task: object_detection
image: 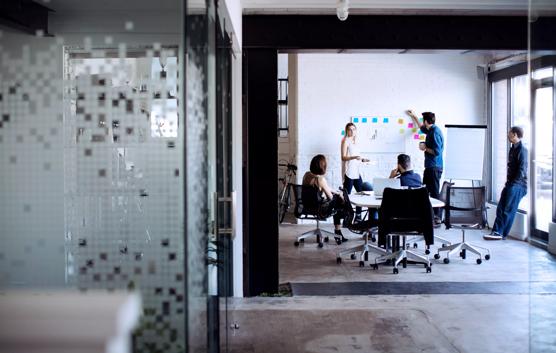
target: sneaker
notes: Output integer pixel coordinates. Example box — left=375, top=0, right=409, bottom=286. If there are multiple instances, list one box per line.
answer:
left=483, top=233, right=503, bottom=240
left=433, top=217, right=442, bottom=225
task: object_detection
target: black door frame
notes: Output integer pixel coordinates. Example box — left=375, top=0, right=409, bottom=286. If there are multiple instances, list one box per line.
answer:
left=242, top=15, right=556, bottom=296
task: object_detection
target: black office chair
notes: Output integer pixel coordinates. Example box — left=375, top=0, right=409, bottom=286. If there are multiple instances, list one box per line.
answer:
left=373, top=187, right=433, bottom=274
left=336, top=188, right=385, bottom=267
left=434, top=185, right=491, bottom=264
left=409, top=182, right=453, bottom=253
left=291, top=184, right=336, bottom=248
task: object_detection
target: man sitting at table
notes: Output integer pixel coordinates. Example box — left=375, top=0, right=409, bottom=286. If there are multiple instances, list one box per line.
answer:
left=388, top=154, right=422, bottom=188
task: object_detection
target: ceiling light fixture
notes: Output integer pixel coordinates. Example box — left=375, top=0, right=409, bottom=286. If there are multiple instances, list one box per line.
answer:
left=337, top=0, right=349, bottom=21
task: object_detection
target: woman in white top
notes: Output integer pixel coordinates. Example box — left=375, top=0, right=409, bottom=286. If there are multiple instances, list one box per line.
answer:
left=341, top=123, right=369, bottom=218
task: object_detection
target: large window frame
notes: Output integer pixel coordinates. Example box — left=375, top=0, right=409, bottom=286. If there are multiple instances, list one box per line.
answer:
left=488, top=56, right=556, bottom=242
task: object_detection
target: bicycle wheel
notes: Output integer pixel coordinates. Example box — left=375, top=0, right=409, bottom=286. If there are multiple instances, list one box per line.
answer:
left=278, top=185, right=290, bottom=223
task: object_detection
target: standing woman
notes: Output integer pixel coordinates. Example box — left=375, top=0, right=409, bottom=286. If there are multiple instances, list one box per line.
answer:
left=341, top=123, right=369, bottom=219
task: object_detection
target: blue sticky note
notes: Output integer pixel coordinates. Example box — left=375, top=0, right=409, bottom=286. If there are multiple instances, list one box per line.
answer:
left=353, top=117, right=359, bottom=123
left=341, top=130, right=345, bottom=135
left=362, top=117, right=367, bottom=123
left=383, top=117, right=389, bottom=123
left=372, top=117, right=378, bottom=123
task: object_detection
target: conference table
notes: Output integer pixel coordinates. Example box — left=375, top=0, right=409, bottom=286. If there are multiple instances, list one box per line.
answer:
left=349, top=190, right=445, bottom=209
left=337, top=190, right=446, bottom=268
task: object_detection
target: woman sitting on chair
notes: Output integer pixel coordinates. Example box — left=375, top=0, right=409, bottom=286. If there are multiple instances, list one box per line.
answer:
left=302, top=154, right=349, bottom=244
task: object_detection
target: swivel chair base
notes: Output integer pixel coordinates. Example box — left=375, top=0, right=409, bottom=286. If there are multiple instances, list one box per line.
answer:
left=336, top=228, right=386, bottom=266
left=294, top=220, right=336, bottom=248
left=434, top=228, right=491, bottom=264
left=372, top=234, right=432, bottom=274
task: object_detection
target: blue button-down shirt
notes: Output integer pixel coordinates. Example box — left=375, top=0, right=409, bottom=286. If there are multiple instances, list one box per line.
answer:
left=420, top=124, right=444, bottom=169
left=507, top=141, right=527, bottom=187
left=399, top=170, right=422, bottom=188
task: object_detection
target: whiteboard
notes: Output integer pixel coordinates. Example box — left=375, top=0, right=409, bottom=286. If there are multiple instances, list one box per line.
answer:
left=352, top=116, right=409, bottom=153
left=444, top=125, right=487, bottom=180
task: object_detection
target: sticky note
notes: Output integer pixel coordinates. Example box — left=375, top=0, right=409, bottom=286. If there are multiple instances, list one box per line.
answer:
left=408, top=123, right=414, bottom=128
left=412, top=128, right=418, bottom=133
left=419, top=135, right=426, bottom=141
left=414, top=134, right=420, bottom=140
left=399, top=129, right=405, bottom=134
left=362, top=117, right=368, bottom=123
left=341, top=130, right=345, bottom=135
left=383, top=117, right=389, bottom=123
left=398, top=118, right=404, bottom=124
left=372, top=117, right=378, bottom=123
left=353, top=117, right=359, bottom=123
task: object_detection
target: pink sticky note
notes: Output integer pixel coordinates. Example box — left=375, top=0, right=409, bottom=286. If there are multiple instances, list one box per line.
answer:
left=413, top=134, right=420, bottom=140
left=408, top=123, right=414, bottom=128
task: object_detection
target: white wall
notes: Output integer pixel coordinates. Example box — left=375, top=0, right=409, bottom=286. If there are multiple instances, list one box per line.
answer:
left=295, top=53, right=488, bottom=189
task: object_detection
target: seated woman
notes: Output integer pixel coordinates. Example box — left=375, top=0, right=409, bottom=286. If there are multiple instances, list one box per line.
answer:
left=302, top=154, right=349, bottom=244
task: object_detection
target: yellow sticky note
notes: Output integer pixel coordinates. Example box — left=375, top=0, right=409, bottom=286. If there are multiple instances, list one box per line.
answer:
left=412, top=128, right=418, bottom=133
left=399, top=129, right=405, bottom=134
left=419, top=135, right=425, bottom=141
left=398, top=118, right=404, bottom=124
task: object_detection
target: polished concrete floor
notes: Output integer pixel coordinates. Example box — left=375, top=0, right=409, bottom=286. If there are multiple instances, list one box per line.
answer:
left=222, top=223, right=556, bottom=353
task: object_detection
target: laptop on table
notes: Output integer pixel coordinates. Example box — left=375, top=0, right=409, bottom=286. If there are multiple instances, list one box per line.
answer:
left=372, top=178, right=402, bottom=199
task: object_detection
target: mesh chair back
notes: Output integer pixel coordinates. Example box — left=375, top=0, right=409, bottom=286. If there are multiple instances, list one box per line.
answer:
left=291, top=183, right=325, bottom=220
left=445, top=186, right=487, bottom=229
left=438, top=181, right=454, bottom=221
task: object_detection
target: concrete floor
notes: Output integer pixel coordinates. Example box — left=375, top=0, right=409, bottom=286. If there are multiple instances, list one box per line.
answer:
left=220, top=223, right=556, bottom=353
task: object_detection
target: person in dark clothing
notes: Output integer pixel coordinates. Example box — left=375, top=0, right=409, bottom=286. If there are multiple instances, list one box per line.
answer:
left=388, top=153, right=422, bottom=188
left=406, top=110, right=444, bottom=223
left=302, top=154, right=349, bottom=243
left=484, top=126, right=528, bottom=240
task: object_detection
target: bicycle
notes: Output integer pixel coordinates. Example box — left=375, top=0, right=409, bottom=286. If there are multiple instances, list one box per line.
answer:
left=278, top=162, right=297, bottom=223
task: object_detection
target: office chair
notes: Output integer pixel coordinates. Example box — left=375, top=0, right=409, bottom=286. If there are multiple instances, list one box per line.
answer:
left=434, top=185, right=491, bottom=264
left=372, top=187, right=433, bottom=274
left=291, top=184, right=337, bottom=248
left=336, top=188, right=386, bottom=267
left=407, top=183, right=452, bottom=253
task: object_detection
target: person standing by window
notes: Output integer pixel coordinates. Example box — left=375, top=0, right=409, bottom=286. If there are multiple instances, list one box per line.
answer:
left=341, top=123, right=369, bottom=220
left=406, top=110, right=444, bottom=224
left=484, top=126, right=528, bottom=240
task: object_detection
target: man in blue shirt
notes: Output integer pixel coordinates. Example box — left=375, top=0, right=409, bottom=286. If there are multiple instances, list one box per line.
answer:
left=389, top=154, right=422, bottom=188
left=407, top=110, right=444, bottom=222
left=484, top=126, right=528, bottom=240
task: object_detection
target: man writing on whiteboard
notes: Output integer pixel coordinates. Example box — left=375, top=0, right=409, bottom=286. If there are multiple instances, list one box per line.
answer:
left=406, top=110, right=444, bottom=224
left=484, top=126, right=528, bottom=240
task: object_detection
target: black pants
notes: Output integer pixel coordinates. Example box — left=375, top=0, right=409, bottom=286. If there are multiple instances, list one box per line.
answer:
left=423, top=167, right=443, bottom=217
left=321, top=194, right=346, bottom=226
left=343, top=175, right=363, bottom=217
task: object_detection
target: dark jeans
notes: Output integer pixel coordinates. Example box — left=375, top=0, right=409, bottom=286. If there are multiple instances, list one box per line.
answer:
left=344, top=175, right=363, bottom=217
left=423, top=167, right=443, bottom=217
left=492, top=183, right=527, bottom=238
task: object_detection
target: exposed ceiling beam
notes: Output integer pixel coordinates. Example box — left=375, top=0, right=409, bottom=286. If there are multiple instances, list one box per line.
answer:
left=0, top=0, right=53, bottom=36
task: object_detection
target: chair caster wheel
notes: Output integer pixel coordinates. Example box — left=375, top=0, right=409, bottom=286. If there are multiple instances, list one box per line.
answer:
left=359, top=261, right=365, bottom=267
left=476, top=258, right=482, bottom=265
left=318, top=242, right=324, bottom=248
left=324, top=237, right=329, bottom=242
left=426, top=266, right=432, bottom=273
left=350, top=254, right=356, bottom=260
left=434, top=253, right=440, bottom=260
left=425, top=249, right=430, bottom=255
left=443, top=258, right=450, bottom=264
left=441, top=243, right=447, bottom=248
left=485, top=254, right=491, bottom=260
left=371, top=236, right=376, bottom=242
left=294, top=241, right=300, bottom=247
left=336, top=257, right=342, bottom=264
left=299, top=238, right=305, bottom=243
left=393, top=268, right=399, bottom=274
left=371, top=264, right=378, bottom=270
left=335, top=237, right=342, bottom=245
left=402, top=262, right=407, bottom=268
left=413, top=243, right=418, bottom=248
left=460, top=249, right=466, bottom=259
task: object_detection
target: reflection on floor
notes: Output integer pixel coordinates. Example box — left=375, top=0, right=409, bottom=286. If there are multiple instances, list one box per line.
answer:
left=223, top=223, right=556, bottom=353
